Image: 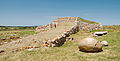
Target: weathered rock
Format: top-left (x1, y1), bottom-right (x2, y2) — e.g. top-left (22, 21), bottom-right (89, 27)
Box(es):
top-left (27, 48), bottom-right (34, 51)
top-left (93, 31), bottom-right (108, 37)
top-left (0, 49), bottom-right (5, 53)
top-left (42, 42), bottom-right (49, 47)
top-left (78, 38), bottom-right (103, 52)
top-left (101, 40), bottom-right (108, 46)
top-left (66, 37), bottom-right (74, 41)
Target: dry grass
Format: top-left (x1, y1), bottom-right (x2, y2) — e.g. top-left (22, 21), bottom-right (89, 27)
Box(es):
top-left (0, 24), bottom-right (120, 61)
top-left (0, 30), bottom-right (36, 44)
top-left (1, 30), bottom-right (120, 61)
top-left (79, 18), bottom-right (99, 24)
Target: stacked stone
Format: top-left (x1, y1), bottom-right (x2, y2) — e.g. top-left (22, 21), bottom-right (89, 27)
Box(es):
top-left (53, 17), bottom-right (78, 23)
top-left (76, 21), bottom-right (101, 31)
top-left (35, 25), bottom-right (48, 32)
top-left (35, 23), bottom-right (56, 32)
top-left (46, 17), bottom-right (102, 47)
top-left (36, 17), bottom-right (102, 47)
top-left (48, 25), bottom-right (79, 47)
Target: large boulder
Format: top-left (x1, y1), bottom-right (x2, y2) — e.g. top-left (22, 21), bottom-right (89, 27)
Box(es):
top-left (78, 38), bottom-right (103, 52)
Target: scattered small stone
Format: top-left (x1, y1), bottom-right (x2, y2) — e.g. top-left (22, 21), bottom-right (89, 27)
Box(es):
top-left (42, 42), bottom-right (49, 47)
top-left (101, 40), bottom-right (108, 46)
top-left (0, 43), bottom-right (3, 45)
top-left (4, 42), bottom-right (8, 44)
top-left (27, 48), bottom-right (34, 51)
top-left (0, 49), bottom-right (5, 53)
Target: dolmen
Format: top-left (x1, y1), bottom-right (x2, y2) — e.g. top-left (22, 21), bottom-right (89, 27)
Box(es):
top-left (93, 31), bottom-right (108, 37)
top-left (78, 38), bottom-right (108, 53)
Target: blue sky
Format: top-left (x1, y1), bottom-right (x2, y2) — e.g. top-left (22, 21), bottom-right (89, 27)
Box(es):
top-left (0, 0), bottom-right (120, 26)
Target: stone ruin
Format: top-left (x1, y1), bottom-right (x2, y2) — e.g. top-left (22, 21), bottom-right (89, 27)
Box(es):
top-left (36, 17), bottom-right (102, 32)
top-left (0, 17), bottom-right (104, 53)
top-left (35, 17), bottom-right (102, 47)
top-left (53, 17), bottom-right (102, 31)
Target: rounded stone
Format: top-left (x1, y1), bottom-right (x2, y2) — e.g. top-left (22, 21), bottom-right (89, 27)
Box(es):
top-left (101, 40), bottom-right (108, 46)
top-left (78, 38), bottom-right (103, 52)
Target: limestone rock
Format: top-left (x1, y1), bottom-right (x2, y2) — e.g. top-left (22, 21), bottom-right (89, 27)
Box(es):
top-left (78, 38), bottom-right (103, 52)
top-left (93, 31), bottom-right (108, 37)
top-left (101, 40), bottom-right (108, 46)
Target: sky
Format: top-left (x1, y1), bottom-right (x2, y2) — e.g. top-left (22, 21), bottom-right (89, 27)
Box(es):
top-left (0, 0), bottom-right (120, 26)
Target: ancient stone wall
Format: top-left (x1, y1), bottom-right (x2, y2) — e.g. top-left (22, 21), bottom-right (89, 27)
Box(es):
top-left (36, 17), bottom-right (102, 47)
top-left (52, 17), bottom-right (101, 31)
top-left (76, 21), bottom-right (102, 31)
top-left (47, 25), bottom-right (79, 47)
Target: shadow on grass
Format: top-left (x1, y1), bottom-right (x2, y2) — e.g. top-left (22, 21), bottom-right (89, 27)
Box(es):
top-left (79, 49), bottom-right (103, 53)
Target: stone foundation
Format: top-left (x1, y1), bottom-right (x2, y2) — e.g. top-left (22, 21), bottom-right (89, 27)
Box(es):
top-left (36, 17), bottom-right (102, 47)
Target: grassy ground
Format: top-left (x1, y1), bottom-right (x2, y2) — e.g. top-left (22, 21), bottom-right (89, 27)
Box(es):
top-left (79, 17), bottom-right (99, 24)
top-left (0, 30), bottom-right (36, 44)
top-left (0, 26), bottom-right (36, 31)
top-left (0, 31), bottom-right (88, 61)
top-left (1, 30), bottom-right (120, 61)
top-left (0, 25), bottom-right (120, 61)
top-left (0, 26), bottom-right (36, 44)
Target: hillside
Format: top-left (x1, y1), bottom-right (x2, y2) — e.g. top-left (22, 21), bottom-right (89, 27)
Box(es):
top-left (78, 17), bottom-right (99, 24)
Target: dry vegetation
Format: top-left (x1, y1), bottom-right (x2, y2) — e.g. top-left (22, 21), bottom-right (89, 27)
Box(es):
top-left (0, 26), bottom-right (36, 43)
top-left (0, 31), bottom-right (35, 42)
top-left (0, 24), bottom-right (120, 61)
top-left (1, 28), bottom-right (120, 61)
top-left (0, 28), bottom-right (36, 45)
top-left (79, 18), bottom-right (99, 24)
